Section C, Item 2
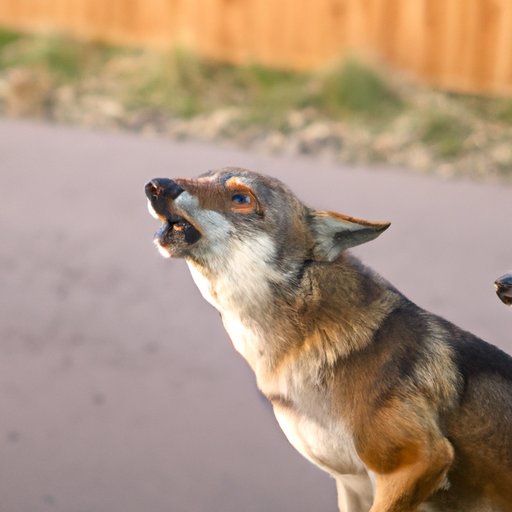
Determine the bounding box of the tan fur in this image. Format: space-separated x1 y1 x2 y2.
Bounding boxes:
146 168 512 512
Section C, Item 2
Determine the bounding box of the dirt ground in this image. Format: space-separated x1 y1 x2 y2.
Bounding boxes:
1 119 510 512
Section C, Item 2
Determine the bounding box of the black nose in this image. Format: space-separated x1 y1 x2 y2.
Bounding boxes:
496 273 512 288
145 178 184 201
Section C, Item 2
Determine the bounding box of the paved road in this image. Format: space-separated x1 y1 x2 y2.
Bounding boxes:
1 119 511 512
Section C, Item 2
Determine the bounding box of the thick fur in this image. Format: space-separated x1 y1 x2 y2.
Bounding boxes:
146 168 512 512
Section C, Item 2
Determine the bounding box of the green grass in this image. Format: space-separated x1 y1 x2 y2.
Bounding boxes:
0 27 22 50
121 47 404 123
124 50 311 121
0 30 130 80
444 91 512 125
420 112 471 159
0 34 81 78
0 30 405 121
315 59 404 118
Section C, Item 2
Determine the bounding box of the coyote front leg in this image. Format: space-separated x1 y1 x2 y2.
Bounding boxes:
368 438 453 512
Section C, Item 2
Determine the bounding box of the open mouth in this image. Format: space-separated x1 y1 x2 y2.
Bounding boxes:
155 213 202 246
145 178 202 254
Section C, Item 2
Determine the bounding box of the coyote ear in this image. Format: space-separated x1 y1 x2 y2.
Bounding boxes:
310 210 390 262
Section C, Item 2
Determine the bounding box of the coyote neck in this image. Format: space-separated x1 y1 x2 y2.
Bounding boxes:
185 254 293 370
186 252 399 388
185 235 283 315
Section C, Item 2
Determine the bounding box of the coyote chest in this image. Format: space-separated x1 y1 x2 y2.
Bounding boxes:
223 310 365 476
272 401 366 477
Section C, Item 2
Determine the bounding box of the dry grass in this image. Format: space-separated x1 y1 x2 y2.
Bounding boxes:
1 30 511 180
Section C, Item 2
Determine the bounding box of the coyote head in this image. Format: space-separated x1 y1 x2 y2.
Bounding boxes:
145 167 390 274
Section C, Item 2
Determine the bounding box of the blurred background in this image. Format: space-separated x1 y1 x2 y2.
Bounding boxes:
1 0 512 178
0 2 511 512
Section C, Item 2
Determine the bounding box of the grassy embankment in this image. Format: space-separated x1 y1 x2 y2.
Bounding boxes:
1 28 511 179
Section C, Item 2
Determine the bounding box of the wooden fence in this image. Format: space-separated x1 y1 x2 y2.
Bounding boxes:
0 0 511 95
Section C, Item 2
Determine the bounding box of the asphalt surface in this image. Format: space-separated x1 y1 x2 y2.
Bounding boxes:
1 119 511 512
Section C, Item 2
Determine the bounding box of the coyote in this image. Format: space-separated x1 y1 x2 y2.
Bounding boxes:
145 167 512 512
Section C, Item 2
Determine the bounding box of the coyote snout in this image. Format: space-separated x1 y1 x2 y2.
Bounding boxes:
145 177 202 257
146 167 512 512
145 178 184 202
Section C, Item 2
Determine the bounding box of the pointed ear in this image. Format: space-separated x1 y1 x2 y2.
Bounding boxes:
310 210 390 262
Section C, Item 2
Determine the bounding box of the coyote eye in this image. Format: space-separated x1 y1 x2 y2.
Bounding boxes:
227 182 260 214
231 193 252 205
